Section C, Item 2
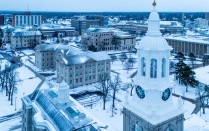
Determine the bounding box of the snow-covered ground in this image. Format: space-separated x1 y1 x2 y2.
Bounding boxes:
1 49 209 131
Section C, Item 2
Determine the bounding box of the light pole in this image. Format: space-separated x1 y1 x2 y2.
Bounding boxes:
174 85 176 94
15 97 17 111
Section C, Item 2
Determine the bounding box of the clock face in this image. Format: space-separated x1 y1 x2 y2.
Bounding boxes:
136 86 145 99
162 88 171 101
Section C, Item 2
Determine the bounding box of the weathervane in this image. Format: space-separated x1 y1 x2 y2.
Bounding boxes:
152 0 156 7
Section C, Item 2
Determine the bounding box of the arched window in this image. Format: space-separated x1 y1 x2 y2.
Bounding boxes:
150 59 157 78
141 57 146 76
162 58 166 77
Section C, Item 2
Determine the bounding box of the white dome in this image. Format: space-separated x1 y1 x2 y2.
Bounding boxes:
149 10 160 20
59 81 68 88
137 36 172 50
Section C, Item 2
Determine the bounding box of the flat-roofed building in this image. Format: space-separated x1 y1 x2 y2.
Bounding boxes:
165 36 209 58
12 12 42 27
39 24 77 37
82 27 136 51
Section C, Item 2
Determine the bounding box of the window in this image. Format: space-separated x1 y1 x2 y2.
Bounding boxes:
150 59 157 78
76 79 78 83
162 58 166 77
80 71 82 75
89 76 91 80
76 65 78 69
80 65 82 68
70 80 72 84
70 73 72 77
80 78 82 82
89 69 92 74
141 57 146 76
76 72 78 76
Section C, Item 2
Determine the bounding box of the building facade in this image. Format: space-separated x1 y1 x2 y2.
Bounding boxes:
11 30 41 49
165 36 209 58
123 2 184 131
12 12 42 27
35 44 111 87
71 16 107 35
56 51 111 88
35 44 81 70
82 28 136 51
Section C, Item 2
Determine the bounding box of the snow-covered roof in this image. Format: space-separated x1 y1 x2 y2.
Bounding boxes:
136 8 172 50
165 36 209 45
62 52 110 65
12 30 41 37
86 28 112 33
29 88 108 131
35 44 81 53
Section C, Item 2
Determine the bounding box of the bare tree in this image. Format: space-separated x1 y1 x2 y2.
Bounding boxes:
123 60 133 73
119 52 127 64
196 85 209 114
0 64 11 96
8 70 21 105
110 74 121 107
98 73 111 110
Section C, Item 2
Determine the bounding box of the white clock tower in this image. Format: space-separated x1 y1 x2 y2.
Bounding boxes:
123 1 185 131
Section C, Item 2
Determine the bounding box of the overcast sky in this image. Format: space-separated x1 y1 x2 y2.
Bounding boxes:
0 0 209 12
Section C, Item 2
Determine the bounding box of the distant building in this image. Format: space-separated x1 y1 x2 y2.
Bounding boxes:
81 27 136 51
165 36 209 58
11 30 41 49
0 15 4 25
39 24 77 38
71 16 108 35
194 18 209 28
12 12 42 27
205 13 209 20
109 21 184 35
22 82 109 131
2 26 15 42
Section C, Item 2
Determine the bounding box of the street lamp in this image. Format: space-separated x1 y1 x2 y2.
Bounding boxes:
174 85 176 94
15 97 17 111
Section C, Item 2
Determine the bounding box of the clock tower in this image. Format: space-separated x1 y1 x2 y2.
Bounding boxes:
123 1 185 131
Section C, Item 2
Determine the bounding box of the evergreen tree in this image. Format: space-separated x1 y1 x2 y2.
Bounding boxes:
175 52 186 62
180 65 198 92
189 53 196 70
175 61 186 84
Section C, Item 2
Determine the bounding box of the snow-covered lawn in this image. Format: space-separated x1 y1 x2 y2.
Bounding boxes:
0 117 21 131
0 66 41 117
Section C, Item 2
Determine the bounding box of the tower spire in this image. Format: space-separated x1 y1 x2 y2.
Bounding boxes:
152 0 156 7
